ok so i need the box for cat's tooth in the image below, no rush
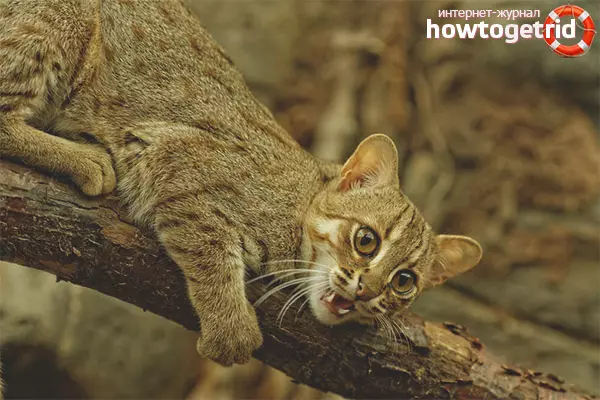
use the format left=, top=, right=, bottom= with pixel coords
left=338, top=308, right=351, bottom=315
left=324, top=292, right=336, bottom=303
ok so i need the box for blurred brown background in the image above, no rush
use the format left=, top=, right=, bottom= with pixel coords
left=1, top=0, right=598, bottom=398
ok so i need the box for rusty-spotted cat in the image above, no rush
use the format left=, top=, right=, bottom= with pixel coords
left=0, top=0, right=482, bottom=376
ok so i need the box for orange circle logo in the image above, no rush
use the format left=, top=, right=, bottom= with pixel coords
left=544, top=5, right=596, bottom=57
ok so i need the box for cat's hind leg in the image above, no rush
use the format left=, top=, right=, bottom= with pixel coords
left=0, top=2, right=116, bottom=196
left=0, top=116, right=116, bottom=196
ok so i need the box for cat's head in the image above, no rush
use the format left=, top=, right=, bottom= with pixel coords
left=303, top=134, right=482, bottom=326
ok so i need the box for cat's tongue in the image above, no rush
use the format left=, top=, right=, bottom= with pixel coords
left=321, top=291, right=354, bottom=316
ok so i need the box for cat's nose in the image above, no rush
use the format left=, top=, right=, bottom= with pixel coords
left=356, top=281, right=367, bottom=300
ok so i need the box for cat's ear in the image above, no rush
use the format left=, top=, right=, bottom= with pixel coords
left=424, top=235, right=482, bottom=288
left=339, top=134, right=399, bottom=191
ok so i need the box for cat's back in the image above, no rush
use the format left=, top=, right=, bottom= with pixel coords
left=2, top=0, right=319, bottom=194
left=1, top=0, right=274, bottom=133
left=50, top=0, right=301, bottom=157
left=94, top=0, right=263, bottom=127
left=99, top=0, right=223, bottom=98
left=95, top=1, right=323, bottom=217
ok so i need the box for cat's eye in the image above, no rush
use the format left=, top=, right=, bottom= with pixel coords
left=390, top=270, right=417, bottom=295
left=354, top=227, right=380, bottom=256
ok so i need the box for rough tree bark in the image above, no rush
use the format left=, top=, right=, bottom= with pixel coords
left=0, top=160, right=595, bottom=400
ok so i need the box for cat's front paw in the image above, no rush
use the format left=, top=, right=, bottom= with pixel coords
left=71, top=144, right=116, bottom=196
left=196, top=306, right=263, bottom=366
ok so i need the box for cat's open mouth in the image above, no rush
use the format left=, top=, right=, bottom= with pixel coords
left=320, top=291, right=356, bottom=317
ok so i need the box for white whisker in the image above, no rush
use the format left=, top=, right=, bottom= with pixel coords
left=247, top=259, right=336, bottom=322
left=263, top=271, right=316, bottom=288
left=375, top=315, right=390, bottom=341
left=260, top=259, right=334, bottom=270
left=277, top=281, right=328, bottom=326
left=393, top=318, right=413, bottom=353
left=295, top=284, right=329, bottom=320
left=382, top=315, right=397, bottom=343
left=381, top=316, right=391, bottom=342
left=254, top=276, right=322, bottom=307
left=277, top=284, right=321, bottom=324
left=295, top=297, right=311, bottom=319
left=245, top=268, right=327, bottom=285
left=388, top=318, right=401, bottom=341
left=385, top=318, right=395, bottom=342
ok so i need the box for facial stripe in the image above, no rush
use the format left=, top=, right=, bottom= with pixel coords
left=316, top=207, right=378, bottom=234
left=407, top=220, right=429, bottom=263
left=371, top=300, right=387, bottom=313
left=378, top=299, right=389, bottom=311
left=385, top=202, right=409, bottom=238
left=388, top=209, right=432, bottom=268
left=339, top=266, right=354, bottom=279
left=336, top=274, right=349, bottom=286
left=388, top=207, right=417, bottom=242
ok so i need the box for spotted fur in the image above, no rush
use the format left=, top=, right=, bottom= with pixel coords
left=0, top=0, right=481, bottom=376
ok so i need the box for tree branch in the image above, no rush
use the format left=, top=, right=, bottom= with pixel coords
left=0, top=159, right=594, bottom=400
